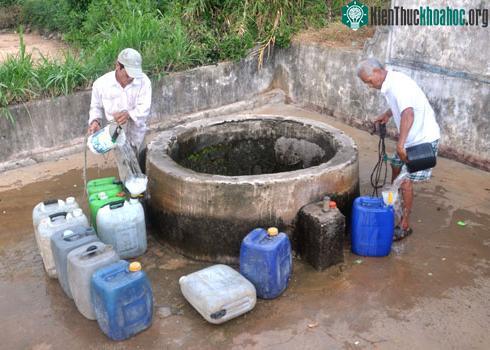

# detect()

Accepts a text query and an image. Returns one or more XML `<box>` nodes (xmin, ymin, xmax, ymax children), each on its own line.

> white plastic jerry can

<box><xmin>37</xmin><ymin>209</ymin><xmax>89</xmax><ymax>278</ymax></box>
<box><xmin>33</xmin><ymin>197</ymin><xmax>80</xmax><ymax>247</ymax></box>
<box><xmin>96</xmin><ymin>198</ymin><xmax>147</xmax><ymax>259</ymax></box>
<box><xmin>67</xmin><ymin>242</ymin><xmax>119</xmax><ymax>319</ymax></box>
<box><xmin>179</xmin><ymin>264</ymin><xmax>257</xmax><ymax>324</ymax></box>
<box><xmin>50</xmin><ymin>226</ymin><xmax>99</xmax><ymax>299</ymax></box>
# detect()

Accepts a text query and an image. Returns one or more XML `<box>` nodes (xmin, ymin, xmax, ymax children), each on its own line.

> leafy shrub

<box><xmin>21</xmin><ymin>0</ymin><xmax>78</xmax><ymax>33</ymax></box>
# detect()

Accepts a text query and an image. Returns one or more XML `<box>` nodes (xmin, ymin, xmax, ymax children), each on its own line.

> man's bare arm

<box><xmin>397</xmin><ymin>107</ymin><xmax>414</xmax><ymax>162</ymax></box>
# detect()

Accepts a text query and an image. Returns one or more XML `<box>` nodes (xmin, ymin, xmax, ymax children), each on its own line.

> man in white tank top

<box><xmin>357</xmin><ymin>58</ymin><xmax>441</xmax><ymax>241</ymax></box>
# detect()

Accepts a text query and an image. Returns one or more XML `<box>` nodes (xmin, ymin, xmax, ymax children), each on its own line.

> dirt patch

<box><xmin>293</xmin><ymin>22</ymin><xmax>376</xmax><ymax>50</ymax></box>
<box><xmin>0</xmin><ymin>31</ymin><xmax>68</xmax><ymax>63</ymax></box>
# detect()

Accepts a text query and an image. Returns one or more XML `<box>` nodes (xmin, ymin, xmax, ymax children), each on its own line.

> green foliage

<box><xmin>21</xmin><ymin>0</ymin><xmax>78</xmax><ymax>33</ymax></box>
<box><xmin>0</xmin><ymin>0</ymin><xmax>18</xmax><ymax>6</ymax></box>
<box><xmin>36</xmin><ymin>53</ymin><xmax>88</xmax><ymax>96</ymax></box>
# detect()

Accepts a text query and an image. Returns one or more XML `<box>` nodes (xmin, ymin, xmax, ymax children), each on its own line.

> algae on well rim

<box><xmin>178</xmin><ymin>136</ymin><xmax>331</xmax><ymax>176</ymax></box>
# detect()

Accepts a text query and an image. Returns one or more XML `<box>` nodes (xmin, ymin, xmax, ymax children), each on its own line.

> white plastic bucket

<box><xmin>87</xmin><ymin>124</ymin><xmax>126</xmax><ymax>154</ymax></box>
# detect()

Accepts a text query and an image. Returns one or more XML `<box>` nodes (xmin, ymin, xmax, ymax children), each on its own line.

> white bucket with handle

<box><xmin>87</xmin><ymin>124</ymin><xmax>126</xmax><ymax>154</ymax></box>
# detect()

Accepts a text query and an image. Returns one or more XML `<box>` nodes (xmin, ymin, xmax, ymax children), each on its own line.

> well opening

<box><xmin>169</xmin><ymin>120</ymin><xmax>337</xmax><ymax>176</ymax></box>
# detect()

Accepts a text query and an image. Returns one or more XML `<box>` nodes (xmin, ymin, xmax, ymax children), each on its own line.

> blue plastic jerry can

<box><xmin>91</xmin><ymin>260</ymin><xmax>153</xmax><ymax>341</ymax></box>
<box><xmin>351</xmin><ymin>196</ymin><xmax>395</xmax><ymax>257</ymax></box>
<box><xmin>240</xmin><ymin>227</ymin><xmax>292</xmax><ymax>299</ymax></box>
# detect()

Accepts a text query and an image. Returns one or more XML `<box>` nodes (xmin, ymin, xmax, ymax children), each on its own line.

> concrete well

<box><xmin>146</xmin><ymin>114</ymin><xmax>359</xmax><ymax>263</ymax></box>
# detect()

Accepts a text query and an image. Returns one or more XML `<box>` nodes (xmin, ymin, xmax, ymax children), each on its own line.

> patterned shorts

<box><xmin>391</xmin><ymin>140</ymin><xmax>439</xmax><ymax>182</ymax></box>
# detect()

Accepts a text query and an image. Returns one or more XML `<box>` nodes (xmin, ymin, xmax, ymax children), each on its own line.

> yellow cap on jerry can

<box><xmin>129</xmin><ymin>261</ymin><xmax>142</xmax><ymax>272</ymax></box>
<box><xmin>267</xmin><ymin>227</ymin><xmax>279</xmax><ymax>236</ymax></box>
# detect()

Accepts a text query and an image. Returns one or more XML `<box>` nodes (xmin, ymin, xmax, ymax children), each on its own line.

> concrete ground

<box><xmin>1</xmin><ymin>104</ymin><xmax>489</xmax><ymax>350</ymax></box>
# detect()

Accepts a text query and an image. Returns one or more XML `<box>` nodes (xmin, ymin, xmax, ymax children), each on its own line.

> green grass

<box><xmin>0</xmin><ymin>0</ymin><xmax>334</xmax><ymax>123</ymax></box>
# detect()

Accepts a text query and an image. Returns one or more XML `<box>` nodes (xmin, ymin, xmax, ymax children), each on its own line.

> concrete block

<box><xmin>296</xmin><ymin>201</ymin><xmax>345</xmax><ymax>271</ymax></box>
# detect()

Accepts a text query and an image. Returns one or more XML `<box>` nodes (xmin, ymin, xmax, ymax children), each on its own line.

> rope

<box><xmin>370</xmin><ymin>123</ymin><xmax>388</xmax><ymax>197</ymax></box>
<box><xmin>83</xmin><ymin>132</ymin><xmax>89</xmax><ymax>200</ymax></box>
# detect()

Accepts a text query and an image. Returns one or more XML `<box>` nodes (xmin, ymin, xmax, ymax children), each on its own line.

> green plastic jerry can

<box><xmin>89</xmin><ymin>191</ymin><xmax>126</xmax><ymax>228</ymax></box>
<box><xmin>87</xmin><ymin>177</ymin><xmax>123</xmax><ymax>197</ymax></box>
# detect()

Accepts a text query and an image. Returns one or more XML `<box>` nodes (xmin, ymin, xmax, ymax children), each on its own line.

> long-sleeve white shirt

<box><xmin>89</xmin><ymin>71</ymin><xmax>152</xmax><ymax>149</ymax></box>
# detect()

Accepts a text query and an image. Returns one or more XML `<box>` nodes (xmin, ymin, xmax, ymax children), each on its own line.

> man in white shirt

<box><xmin>88</xmin><ymin>48</ymin><xmax>152</xmax><ymax>159</ymax></box>
<box><xmin>357</xmin><ymin>58</ymin><xmax>441</xmax><ymax>241</ymax></box>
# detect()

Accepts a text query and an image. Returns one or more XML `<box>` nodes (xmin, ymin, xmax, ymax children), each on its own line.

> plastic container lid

<box><xmin>66</xmin><ymin>197</ymin><xmax>75</xmax><ymax>205</ymax></box>
<box><xmin>329</xmin><ymin>201</ymin><xmax>337</xmax><ymax>209</ymax></box>
<box><xmin>72</xmin><ymin>208</ymin><xmax>83</xmax><ymax>217</ymax></box>
<box><xmin>63</xmin><ymin>229</ymin><xmax>75</xmax><ymax>238</ymax></box>
<box><xmin>129</xmin><ymin>261</ymin><xmax>142</xmax><ymax>272</ymax></box>
<box><xmin>387</xmin><ymin>192</ymin><xmax>393</xmax><ymax>204</ymax></box>
<box><xmin>267</xmin><ymin>227</ymin><xmax>279</xmax><ymax>236</ymax></box>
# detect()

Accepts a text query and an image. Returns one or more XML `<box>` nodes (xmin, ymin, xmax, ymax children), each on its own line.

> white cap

<box><xmin>72</xmin><ymin>208</ymin><xmax>83</xmax><ymax>217</ymax></box>
<box><xmin>66</xmin><ymin>197</ymin><xmax>75</xmax><ymax>205</ymax></box>
<box><xmin>63</xmin><ymin>229</ymin><xmax>75</xmax><ymax>238</ymax></box>
<box><xmin>117</xmin><ymin>48</ymin><xmax>143</xmax><ymax>78</ymax></box>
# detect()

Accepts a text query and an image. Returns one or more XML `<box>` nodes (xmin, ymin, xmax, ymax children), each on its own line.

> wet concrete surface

<box><xmin>1</xmin><ymin>104</ymin><xmax>489</xmax><ymax>349</ymax></box>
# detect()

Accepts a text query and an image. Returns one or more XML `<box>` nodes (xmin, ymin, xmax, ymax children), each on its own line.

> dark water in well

<box><xmin>177</xmin><ymin>137</ymin><xmax>329</xmax><ymax>176</ymax></box>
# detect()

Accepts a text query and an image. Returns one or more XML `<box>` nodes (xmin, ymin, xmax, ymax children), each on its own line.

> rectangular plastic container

<box><xmin>33</xmin><ymin>198</ymin><xmax>78</xmax><ymax>228</ymax></box>
<box><xmin>36</xmin><ymin>209</ymin><xmax>90</xmax><ymax>278</ymax></box>
<box><xmin>50</xmin><ymin>226</ymin><xmax>99</xmax><ymax>298</ymax></box>
<box><xmin>240</xmin><ymin>227</ymin><xmax>292</xmax><ymax>299</ymax></box>
<box><xmin>91</xmin><ymin>260</ymin><xmax>153</xmax><ymax>340</ymax></box>
<box><xmin>87</xmin><ymin>177</ymin><xmax>123</xmax><ymax>197</ymax></box>
<box><xmin>67</xmin><ymin>242</ymin><xmax>119</xmax><ymax>319</ymax></box>
<box><xmin>33</xmin><ymin>197</ymin><xmax>80</xmax><ymax>246</ymax></box>
<box><xmin>88</xmin><ymin>190</ymin><xmax>126</xmax><ymax>228</ymax></box>
<box><xmin>406</xmin><ymin>142</ymin><xmax>436</xmax><ymax>173</ymax></box>
<box><xmin>179</xmin><ymin>264</ymin><xmax>256</xmax><ymax>324</ymax></box>
<box><xmin>351</xmin><ymin>196</ymin><xmax>395</xmax><ymax>257</ymax></box>
<box><xmin>96</xmin><ymin>198</ymin><xmax>147</xmax><ymax>259</ymax></box>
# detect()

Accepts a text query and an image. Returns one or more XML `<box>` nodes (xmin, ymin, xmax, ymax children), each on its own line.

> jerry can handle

<box><xmin>109</xmin><ymin>200</ymin><xmax>125</xmax><ymax>210</ymax></box>
<box><xmin>85</xmin><ymin>227</ymin><xmax>96</xmax><ymax>235</ymax></box>
<box><xmin>359</xmin><ymin>197</ymin><xmax>382</xmax><ymax>208</ymax></box>
<box><xmin>49</xmin><ymin>211</ymin><xmax>68</xmax><ymax>221</ymax></box>
<box><xmin>210</xmin><ymin>309</ymin><xmax>227</xmax><ymax>320</ymax></box>
<box><xmin>82</xmin><ymin>245</ymin><xmax>100</xmax><ymax>257</ymax></box>
<box><xmin>43</xmin><ymin>199</ymin><xmax>58</xmax><ymax>205</ymax></box>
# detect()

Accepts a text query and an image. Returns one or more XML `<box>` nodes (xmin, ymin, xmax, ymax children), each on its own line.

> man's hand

<box><xmin>88</xmin><ymin>120</ymin><xmax>101</xmax><ymax>134</ymax></box>
<box><xmin>374</xmin><ymin>109</ymin><xmax>392</xmax><ymax>125</ymax></box>
<box><xmin>397</xmin><ymin>144</ymin><xmax>408</xmax><ymax>163</ymax></box>
<box><xmin>113</xmin><ymin>111</ymin><xmax>130</xmax><ymax>125</ymax></box>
